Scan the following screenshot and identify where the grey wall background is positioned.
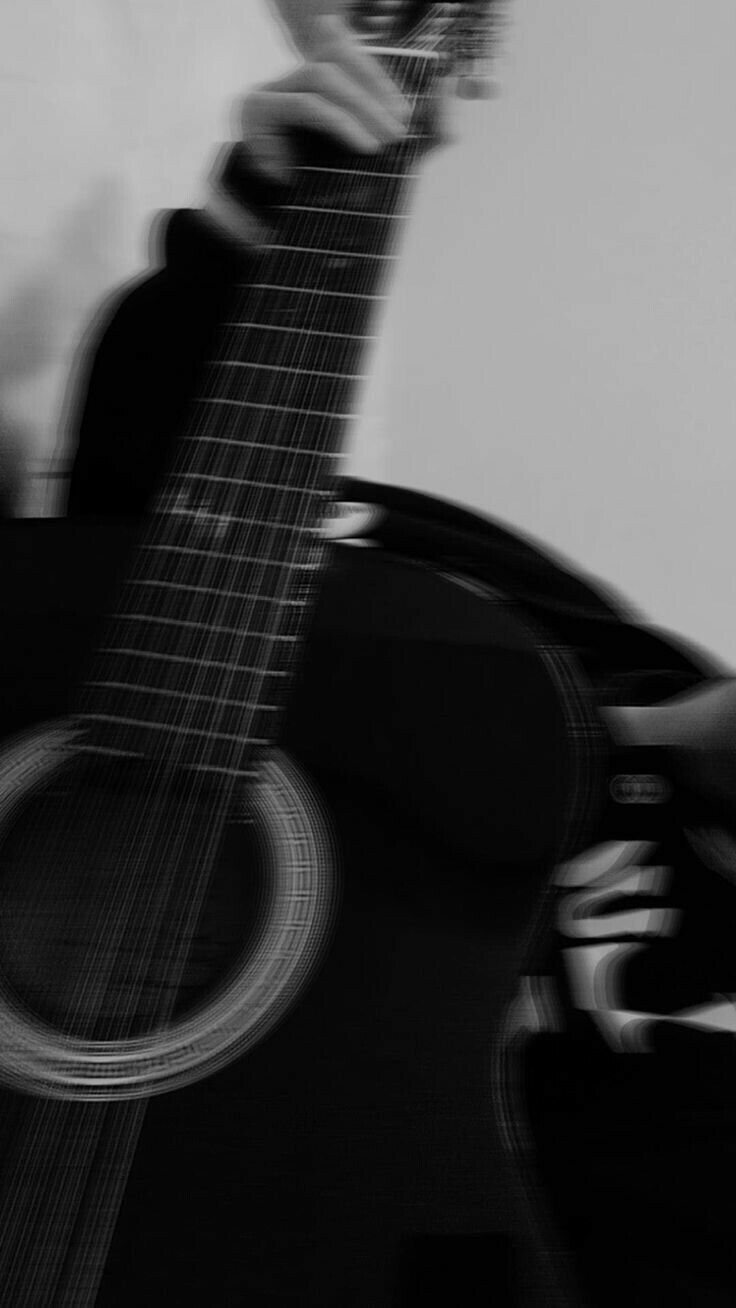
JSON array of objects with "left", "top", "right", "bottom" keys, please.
[{"left": 2, "top": 1, "right": 736, "bottom": 667}]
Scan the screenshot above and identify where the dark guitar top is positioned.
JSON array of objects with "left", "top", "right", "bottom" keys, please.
[{"left": 0, "top": 500, "right": 719, "bottom": 1307}]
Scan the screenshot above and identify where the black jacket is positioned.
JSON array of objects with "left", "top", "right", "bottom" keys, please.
[{"left": 67, "top": 208, "right": 256, "bottom": 519}]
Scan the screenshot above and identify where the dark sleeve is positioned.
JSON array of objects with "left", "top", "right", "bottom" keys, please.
[{"left": 66, "top": 208, "right": 259, "bottom": 519}]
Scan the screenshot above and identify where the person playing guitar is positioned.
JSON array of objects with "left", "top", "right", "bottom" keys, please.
[
  {"left": 4, "top": 2, "right": 736, "bottom": 1304},
  {"left": 66, "top": 0, "right": 736, "bottom": 824}
]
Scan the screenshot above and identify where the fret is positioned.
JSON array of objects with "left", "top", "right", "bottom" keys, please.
[
  {"left": 85, "top": 649, "right": 291, "bottom": 719},
  {"left": 219, "top": 323, "right": 369, "bottom": 374},
  {"left": 183, "top": 762, "right": 259, "bottom": 779},
  {"left": 196, "top": 397, "right": 356, "bottom": 421},
  {"left": 82, "top": 727, "right": 266, "bottom": 778},
  {"left": 155, "top": 480, "right": 332, "bottom": 530},
  {"left": 296, "top": 167, "right": 419, "bottom": 180},
  {"left": 81, "top": 710, "right": 269, "bottom": 773},
  {"left": 199, "top": 362, "right": 359, "bottom": 418},
  {"left": 102, "top": 626, "right": 301, "bottom": 673},
  {"left": 277, "top": 205, "right": 409, "bottom": 220},
  {"left": 129, "top": 556, "right": 321, "bottom": 616},
  {"left": 184, "top": 435, "right": 345, "bottom": 458},
  {"left": 224, "top": 322, "right": 376, "bottom": 342},
  {"left": 82, "top": 715, "right": 268, "bottom": 747},
  {"left": 151, "top": 501, "right": 325, "bottom": 553},
  {"left": 232, "top": 283, "right": 387, "bottom": 334},
  {"left": 88, "top": 682, "right": 281, "bottom": 712},
  {"left": 261, "top": 244, "right": 397, "bottom": 263},
  {"left": 82, "top": 684, "right": 281, "bottom": 745},
  {"left": 246, "top": 248, "right": 389, "bottom": 297},
  {"left": 271, "top": 176, "right": 408, "bottom": 220},
  {"left": 135, "top": 579, "right": 305, "bottom": 607},
  {"left": 76, "top": 743, "right": 145, "bottom": 761},
  {"left": 75, "top": 745, "right": 258, "bottom": 780},
  {"left": 246, "top": 284, "right": 387, "bottom": 302},
  {"left": 165, "top": 472, "right": 332, "bottom": 512},
  {"left": 201, "top": 358, "right": 362, "bottom": 416},
  {"left": 154, "top": 502, "right": 320, "bottom": 534},
  {"left": 144, "top": 544, "right": 321, "bottom": 570},
  {"left": 209, "top": 360, "right": 368, "bottom": 382},
  {"left": 98, "top": 648, "right": 290, "bottom": 675},
  {"left": 178, "top": 471, "right": 327, "bottom": 494},
  {"left": 117, "top": 614, "right": 299, "bottom": 643},
  {"left": 114, "top": 594, "right": 307, "bottom": 645}
]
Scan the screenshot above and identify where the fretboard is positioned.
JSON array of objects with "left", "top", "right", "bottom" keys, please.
[{"left": 79, "top": 52, "right": 438, "bottom": 778}]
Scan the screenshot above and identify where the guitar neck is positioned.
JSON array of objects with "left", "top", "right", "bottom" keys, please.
[{"left": 78, "top": 51, "right": 440, "bottom": 779}]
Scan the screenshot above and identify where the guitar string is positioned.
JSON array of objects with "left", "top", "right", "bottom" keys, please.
[
  {"left": 77, "top": 62, "right": 428, "bottom": 813},
  {"left": 109, "top": 55, "right": 430, "bottom": 766},
  {"left": 71, "top": 59, "right": 433, "bottom": 1097},
  {"left": 166, "top": 57, "right": 431, "bottom": 768},
  {"left": 114, "top": 61, "right": 436, "bottom": 1013},
  {"left": 27, "top": 71, "right": 483, "bottom": 1308},
  {"left": 98, "top": 59, "right": 433, "bottom": 1032},
  {"left": 7, "top": 2, "right": 517, "bottom": 1287},
  {"left": 129, "top": 56, "right": 428, "bottom": 722},
  {"left": 1, "top": 130, "right": 426, "bottom": 1308},
  {"left": 91, "top": 0, "right": 462, "bottom": 767},
  {"left": 65, "top": 104, "right": 425, "bottom": 1039},
  {"left": 8, "top": 56, "right": 436, "bottom": 1302},
  {"left": 66, "top": 63, "right": 434, "bottom": 1287},
  {"left": 0, "top": 54, "right": 437, "bottom": 1303}
]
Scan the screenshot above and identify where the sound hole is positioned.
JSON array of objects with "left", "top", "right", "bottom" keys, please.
[{"left": 0, "top": 757, "right": 266, "bottom": 1041}]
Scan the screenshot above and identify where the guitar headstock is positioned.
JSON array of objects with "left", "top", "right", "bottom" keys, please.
[{"left": 350, "top": 1, "right": 507, "bottom": 98}]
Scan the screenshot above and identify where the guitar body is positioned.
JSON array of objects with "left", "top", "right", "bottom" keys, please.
[
  {"left": 0, "top": 487, "right": 605, "bottom": 1306},
  {"left": 2, "top": 6, "right": 683, "bottom": 1300}
]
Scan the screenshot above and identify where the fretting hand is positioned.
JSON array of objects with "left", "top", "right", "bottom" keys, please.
[{"left": 206, "top": 10, "right": 409, "bottom": 245}]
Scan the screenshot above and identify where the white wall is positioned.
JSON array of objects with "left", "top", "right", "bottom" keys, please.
[
  {"left": 379, "top": 0, "right": 736, "bottom": 668},
  {"left": 2, "top": 1, "right": 736, "bottom": 667},
  {"left": 0, "top": 0, "right": 289, "bottom": 510}
]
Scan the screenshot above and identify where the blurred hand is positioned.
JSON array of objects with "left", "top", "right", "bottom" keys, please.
[
  {"left": 241, "top": 13, "right": 409, "bottom": 181},
  {"left": 207, "top": 8, "right": 408, "bottom": 244},
  {"left": 608, "top": 680, "right": 736, "bottom": 824}
]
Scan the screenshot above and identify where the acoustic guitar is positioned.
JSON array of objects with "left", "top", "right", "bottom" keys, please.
[{"left": 0, "top": 3, "right": 689, "bottom": 1304}]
